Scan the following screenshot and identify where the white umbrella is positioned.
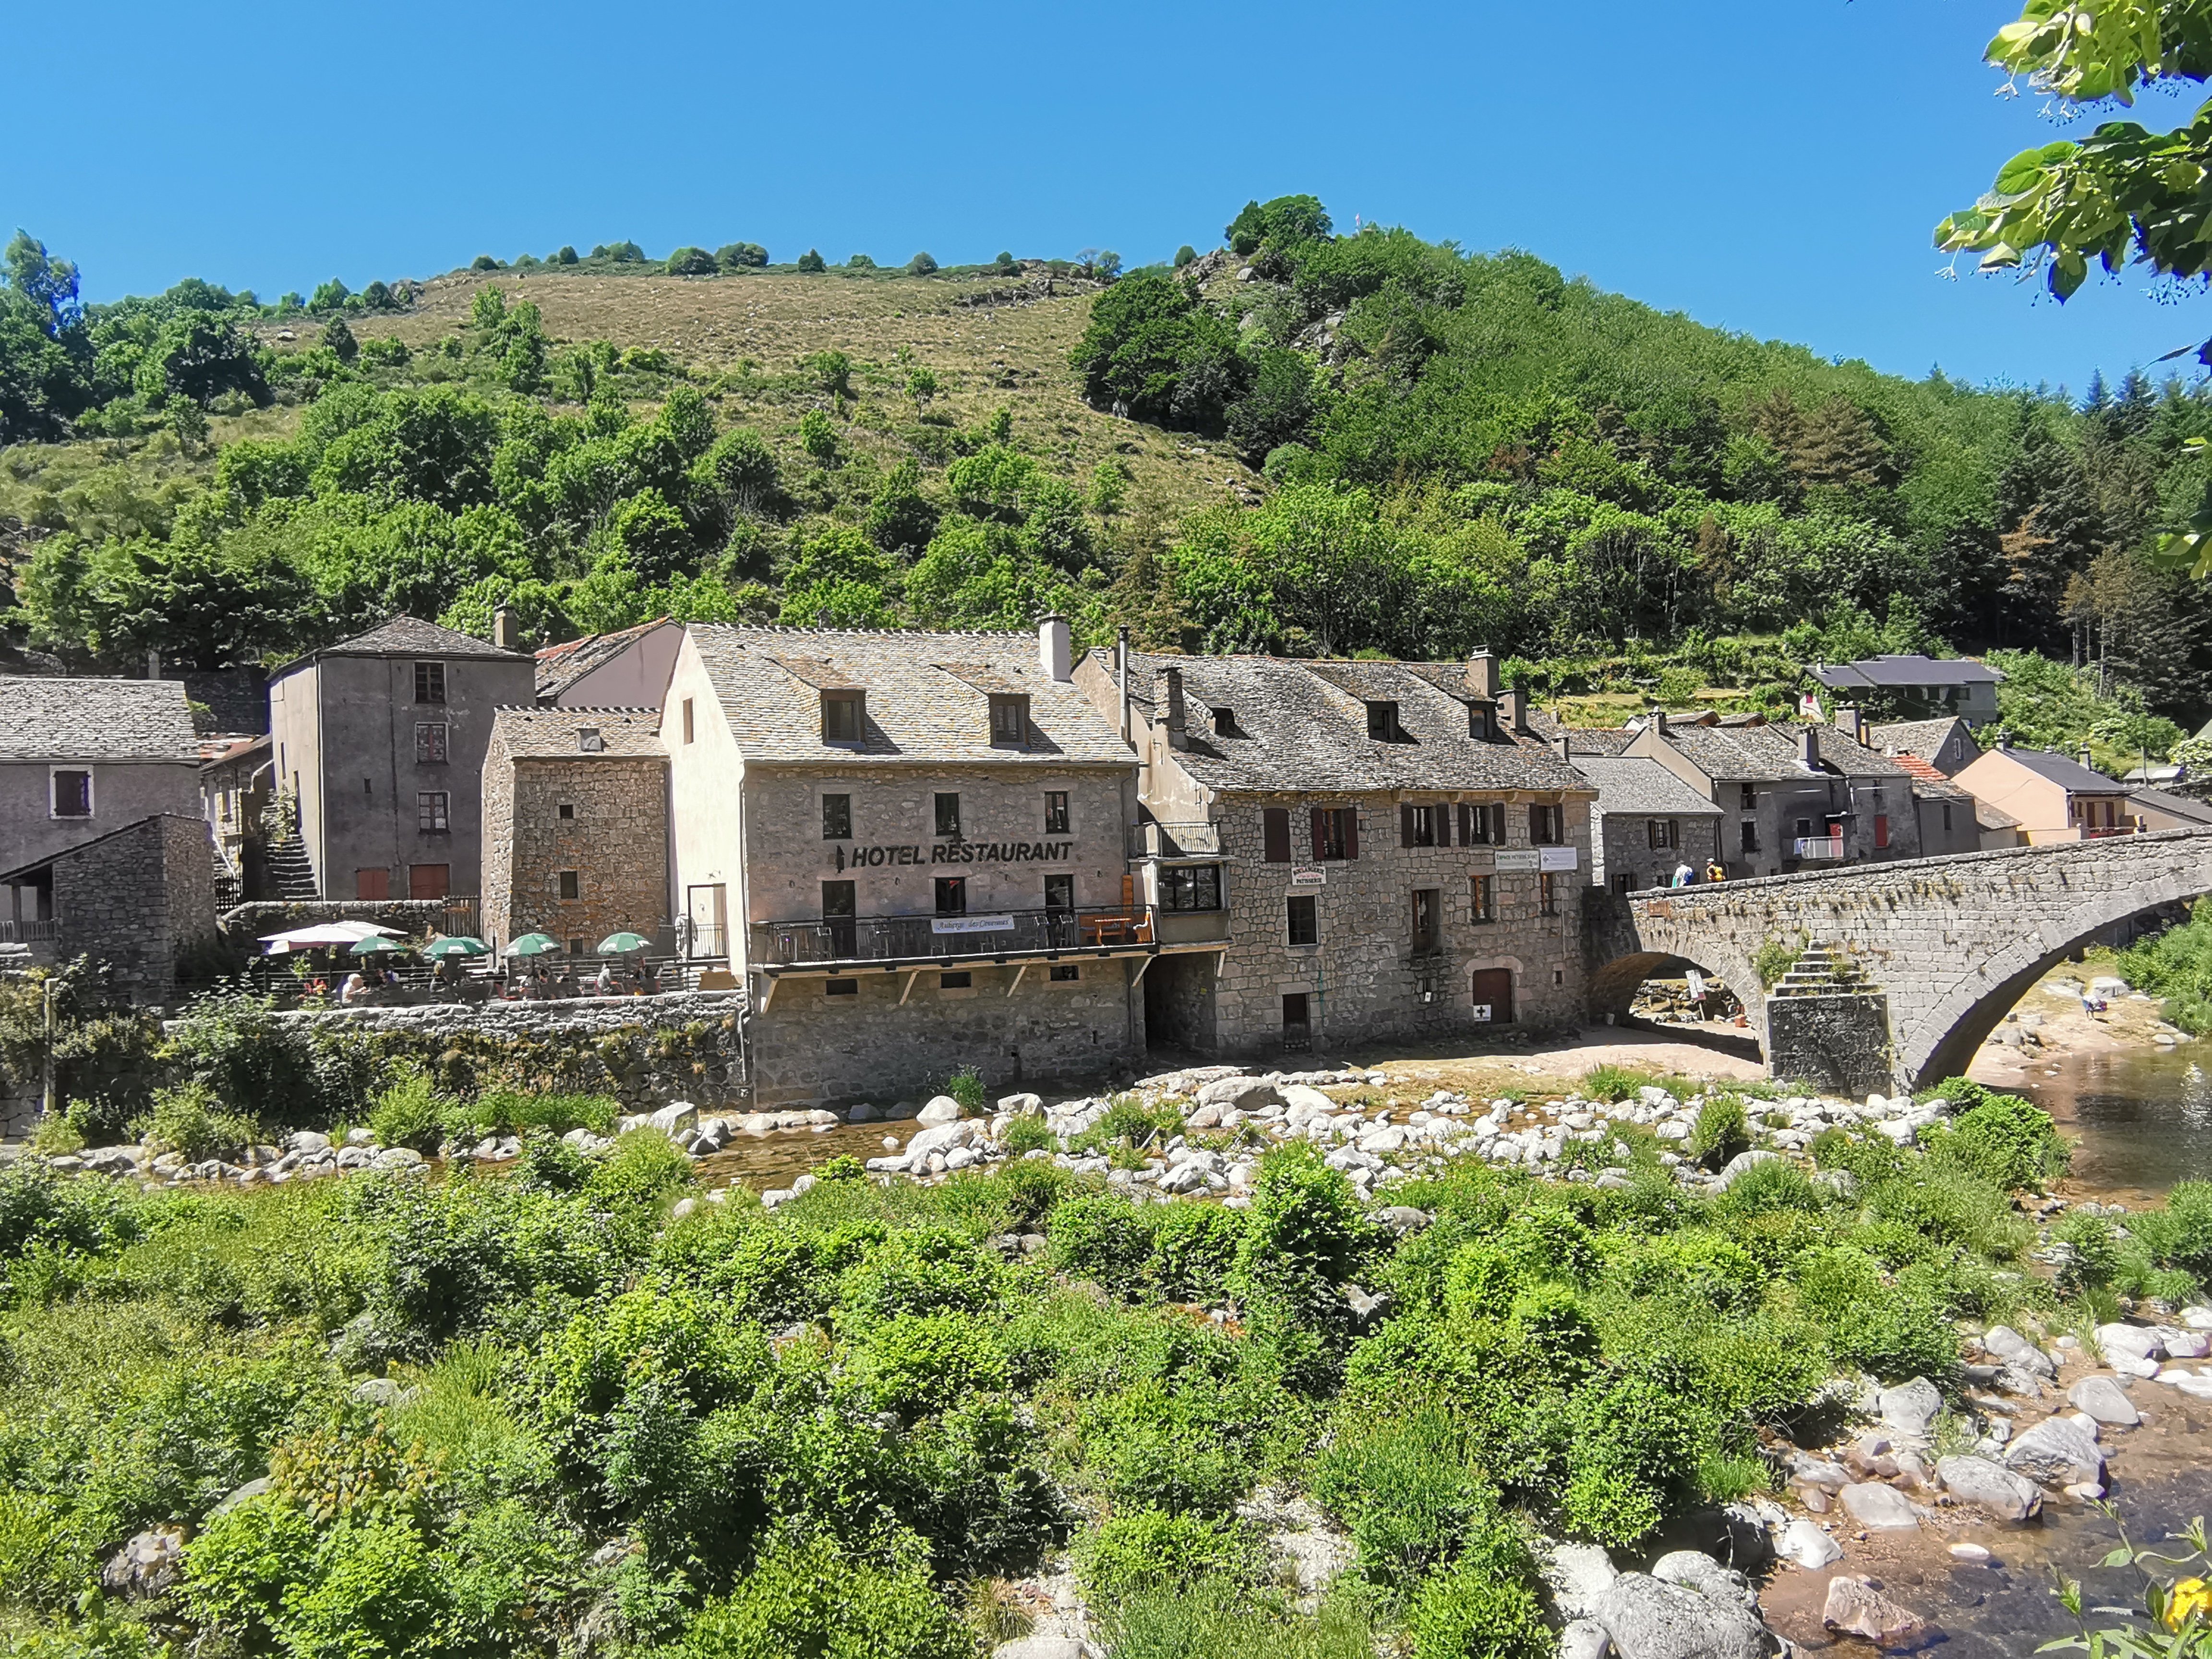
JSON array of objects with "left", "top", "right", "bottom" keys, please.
[{"left": 258, "top": 920, "right": 403, "bottom": 954}]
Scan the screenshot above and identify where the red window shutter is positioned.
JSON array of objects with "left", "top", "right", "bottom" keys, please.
[
  {"left": 1874, "top": 815, "right": 1890, "bottom": 849},
  {"left": 1263, "top": 807, "right": 1290, "bottom": 863},
  {"left": 1343, "top": 807, "right": 1359, "bottom": 860},
  {"left": 1400, "top": 803, "right": 1415, "bottom": 848},
  {"left": 1311, "top": 806, "right": 1326, "bottom": 858}
]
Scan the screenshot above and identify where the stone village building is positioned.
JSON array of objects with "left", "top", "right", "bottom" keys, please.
[
  {"left": 481, "top": 709, "right": 670, "bottom": 954},
  {"left": 1570, "top": 753, "right": 1723, "bottom": 894},
  {"left": 660, "top": 619, "right": 1167, "bottom": 1106},
  {"left": 1074, "top": 646, "right": 1596, "bottom": 1057}
]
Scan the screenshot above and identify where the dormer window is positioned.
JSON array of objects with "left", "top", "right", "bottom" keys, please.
[
  {"left": 1365, "top": 701, "right": 1402, "bottom": 741},
  {"left": 1468, "top": 703, "right": 1493, "bottom": 740},
  {"left": 822, "top": 690, "right": 865, "bottom": 742},
  {"left": 576, "top": 727, "right": 603, "bottom": 753},
  {"left": 1212, "top": 706, "right": 1238, "bottom": 737},
  {"left": 988, "top": 694, "right": 1030, "bottom": 745}
]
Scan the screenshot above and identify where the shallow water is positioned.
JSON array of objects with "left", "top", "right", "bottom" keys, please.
[{"left": 2005, "top": 1045, "right": 2212, "bottom": 1202}]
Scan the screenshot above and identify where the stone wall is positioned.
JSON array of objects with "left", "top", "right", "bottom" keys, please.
[
  {"left": 1201, "top": 791, "right": 1589, "bottom": 1060},
  {"left": 1766, "top": 991, "right": 1894, "bottom": 1098},
  {"left": 484, "top": 756, "right": 669, "bottom": 949},
  {"left": 748, "top": 961, "right": 1141, "bottom": 1106},
  {"left": 53, "top": 814, "right": 216, "bottom": 1004}
]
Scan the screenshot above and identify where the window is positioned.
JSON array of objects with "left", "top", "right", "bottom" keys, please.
[
  {"left": 1158, "top": 864, "right": 1221, "bottom": 911},
  {"left": 1942, "top": 802, "right": 1954, "bottom": 833},
  {"left": 558, "top": 803, "right": 575, "bottom": 820},
  {"left": 558, "top": 870, "right": 580, "bottom": 900},
  {"left": 988, "top": 694, "right": 1030, "bottom": 744},
  {"left": 1530, "top": 804, "right": 1563, "bottom": 845},
  {"left": 414, "top": 661, "right": 446, "bottom": 705},
  {"left": 414, "top": 722, "right": 448, "bottom": 764},
  {"left": 940, "top": 971, "right": 972, "bottom": 990},
  {"left": 1740, "top": 821, "right": 1759, "bottom": 854},
  {"left": 1613, "top": 872, "right": 1635, "bottom": 896},
  {"left": 1044, "top": 791, "right": 1070, "bottom": 835},
  {"left": 1411, "top": 888, "right": 1441, "bottom": 954},
  {"left": 826, "top": 978, "right": 858, "bottom": 996},
  {"left": 823, "top": 793, "right": 852, "bottom": 840},
  {"left": 1365, "top": 701, "right": 1400, "bottom": 740},
  {"left": 363, "top": 778, "right": 373, "bottom": 797},
  {"left": 934, "top": 792, "right": 962, "bottom": 838},
  {"left": 1401, "top": 803, "right": 1441, "bottom": 847},
  {"left": 1647, "top": 818, "right": 1678, "bottom": 851},
  {"left": 1286, "top": 894, "right": 1319, "bottom": 946},
  {"left": 935, "top": 876, "right": 966, "bottom": 914},
  {"left": 1470, "top": 874, "right": 1495, "bottom": 923},
  {"left": 410, "top": 865, "right": 451, "bottom": 900},
  {"left": 568, "top": 937, "right": 586, "bottom": 956},
  {"left": 1469, "top": 703, "right": 1493, "bottom": 739},
  {"left": 418, "top": 791, "right": 450, "bottom": 833},
  {"left": 1044, "top": 873, "right": 1075, "bottom": 911},
  {"left": 682, "top": 697, "right": 695, "bottom": 744},
  {"left": 1418, "top": 974, "right": 1437, "bottom": 1004},
  {"left": 822, "top": 691, "right": 864, "bottom": 742},
  {"left": 356, "top": 868, "right": 389, "bottom": 901},
  {"left": 1049, "top": 964, "right": 1080, "bottom": 982},
  {"left": 1311, "top": 806, "right": 1358, "bottom": 861},
  {"left": 1262, "top": 807, "right": 1292, "bottom": 863},
  {"left": 1739, "top": 784, "right": 1757, "bottom": 810},
  {"left": 822, "top": 879, "right": 856, "bottom": 955},
  {"left": 1794, "top": 817, "right": 1813, "bottom": 840},
  {"left": 50, "top": 769, "right": 91, "bottom": 818},
  {"left": 1211, "top": 706, "right": 1237, "bottom": 736},
  {"left": 577, "top": 727, "right": 603, "bottom": 753},
  {"left": 1874, "top": 814, "right": 1890, "bottom": 849},
  {"left": 1539, "top": 873, "right": 1559, "bottom": 915},
  {"left": 1459, "top": 802, "right": 1505, "bottom": 845}
]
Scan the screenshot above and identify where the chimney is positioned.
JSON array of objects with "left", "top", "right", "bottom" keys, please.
[
  {"left": 1997, "top": 730, "right": 2013, "bottom": 752},
  {"left": 2078, "top": 742, "right": 2095, "bottom": 771},
  {"left": 145, "top": 648, "right": 162, "bottom": 680},
  {"left": 1800, "top": 726, "right": 1821, "bottom": 770},
  {"left": 1503, "top": 683, "right": 1528, "bottom": 735},
  {"left": 492, "top": 603, "right": 521, "bottom": 652},
  {"left": 1833, "top": 705, "right": 1859, "bottom": 742},
  {"left": 1552, "top": 733, "right": 1571, "bottom": 762},
  {"left": 1651, "top": 707, "right": 1669, "bottom": 737},
  {"left": 1162, "top": 665, "right": 1188, "bottom": 749},
  {"left": 1467, "top": 648, "right": 1501, "bottom": 699},
  {"left": 1116, "top": 625, "right": 1131, "bottom": 744},
  {"left": 1038, "top": 612, "right": 1072, "bottom": 682}
]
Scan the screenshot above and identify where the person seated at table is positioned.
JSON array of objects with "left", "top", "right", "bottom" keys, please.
[
  {"left": 594, "top": 961, "right": 614, "bottom": 996},
  {"left": 339, "top": 971, "right": 369, "bottom": 1006}
]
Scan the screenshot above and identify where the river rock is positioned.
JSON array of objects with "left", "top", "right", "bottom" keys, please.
[
  {"left": 1651, "top": 1551, "right": 1755, "bottom": 1611},
  {"left": 1714, "top": 1149, "right": 1779, "bottom": 1188},
  {"left": 2068, "top": 1375, "right": 2141, "bottom": 1426},
  {"left": 1539, "top": 1540, "right": 1619, "bottom": 1621},
  {"left": 648, "top": 1101, "right": 698, "bottom": 1135},
  {"left": 370, "top": 1146, "right": 424, "bottom": 1170},
  {"left": 1592, "top": 1572, "right": 1770, "bottom": 1659},
  {"left": 1822, "top": 1576, "right": 1925, "bottom": 1646},
  {"left": 1775, "top": 1518, "right": 1842, "bottom": 1569},
  {"left": 1280, "top": 1083, "right": 1337, "bottom": 1121},
  {"left": 901, "top": 1119, "right": 985, "bottom": 1165},
  {"left": 1984, "top": 1325, "right": 2057, "bottom": 1376},
  {"left": 1559, "top": 1621, "right": 1612, "bottom": 1659},
  {"left": 2005, "top": 1414, "right": 2104, "bottom": 1488},
  {"left": 102, "top": 1525, "right": 188, "bottom": 1598},
  {"left": 996, "top": 1092, "right": 1042, "bottom": 1116},
  {"left": 1839, "top": 1482, "right": 1919, "bottom": 1529},
  {"left": 1879, "top": 1376, "right": 1942, "bottom": 1438},
  {"left": 2155, "top": 1325, "right": 2212, "bottom": 1360},
  {"left": 1936, "top": 1455, "right": 2042, "bottom": 1520},
  {"left": 2096, "top": 1322, "right": 2164, "bottom": 1363},
  {"left": 1197, "top": 1075, "right": 1282, "bottom": 1111},
  {"left": 916, "top": 1095, "right": 964, "bottom": 1128}
]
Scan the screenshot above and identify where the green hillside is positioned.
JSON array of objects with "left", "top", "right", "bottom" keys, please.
[{"left": 3, "top": 201, "right": 2209, "bottom": 735}]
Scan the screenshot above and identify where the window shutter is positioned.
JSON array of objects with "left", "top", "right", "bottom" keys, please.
[
  {"left": 1262, "top": 807, "right": 1290, "bottom": 864},
  {"left": 1310, "top": 806, "right": 1326, "bottom": 858},
  {"left": 1400, "top": 804, "right": 1415, "bottom": 848},
  {"left": 1343, "top": 807, "right": 1359, "bottom": 860},
  {"left": 1456, "top": 804, "right": 1471, "bottom": 846}
]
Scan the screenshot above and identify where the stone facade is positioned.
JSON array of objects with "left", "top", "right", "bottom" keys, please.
[
  {"left": 1766, "top": 992, "right": 1895, "bottom": 1098},
  {"left": 48, "top": 814, "right": 216, "bottom": 1004},
  {"left": 1594, "top": 808, "right": 1721, "bottom": 894},
  {"left": 481, "top": 710, "right": 668, "bottom": 952}
]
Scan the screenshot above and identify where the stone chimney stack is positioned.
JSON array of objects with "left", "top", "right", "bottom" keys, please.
[
  {"left": 1800, "top": 726, "right": 1821, "bottom": 770},
  {"left": 1162, "top": 665, "right": 1188, "bottom": 750},
  {"left": 1467, "top": 649, "right": 1501, "bottom": 699},
  {"left": 1651, "top": 707, "right": 1669, "bottom": 737},
  {"left": 1503, "top": 684, "right": 1528, "bottom": 735},
  {"left": 1116, "top": 625, "right": 1131, "bottom": 744},
  {"left": 1997, "top": 730, "right": 2013, "bottom": 752},
  {"left": 1833, "top": 705, "right": 1863, "bottom": 745},
  {"left": 2079, "top": 742, "right": 2096, "bottom": 771},
  {"left": 1552, "top": 733, "right": 1571, "bottom": 762},
  {"left": 1038, "top": 613, "right": 1072, "bottom": 682},
  {"left": 493, "top": 603, "right": 522, "bottom": 652}
]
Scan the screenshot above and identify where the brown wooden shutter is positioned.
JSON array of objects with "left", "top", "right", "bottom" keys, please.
[
  {"left": 1400, "top": 803, "right": 1416, "bottom": 848},
  {"left": 1310, "top": 806, "right": 1326, "bottom": 858},
  {"left": 1343, "top": 807, "right": 1359, "bottom": 860},
  {"left": 1262, "top": 807, "right": 1290, "bottom": 863}
]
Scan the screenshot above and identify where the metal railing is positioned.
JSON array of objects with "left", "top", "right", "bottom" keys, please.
[
  {"left": 1789, "top": 836, "right": 1846, "bottom": 860},
  {"left": 0, "top": 918, "right": 59, "bottom": 944},
  {"left": 1130, "top": 821, "right": 1221, "bottom": 859},
  {"left": 751, "top": 904, "right": 1156, "bottom": 966}
]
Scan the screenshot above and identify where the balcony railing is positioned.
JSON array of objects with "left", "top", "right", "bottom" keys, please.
[
  {"left": 1131, "top": 820, "right": 1221, "bottom": 859},
  {"left": 2082, "top": 823, "right": 2141, "bottom": 839},
  {"left": 0, "top": 918, "right": 59, "bottom": 944},
  {"left": 1789, "top": 836, "right": 1846, "bottom": 861},
  {"left": 750, "top": 904, "right": 1156, "bottom": 967}
]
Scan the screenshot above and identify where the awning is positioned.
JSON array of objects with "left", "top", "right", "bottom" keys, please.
[{"left": 258, "top": 921, "right": 403, "bottom": 954}]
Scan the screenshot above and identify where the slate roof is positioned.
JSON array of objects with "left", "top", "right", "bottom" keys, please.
[
  {"left": 534, "top": 617, "right": 673, "bottom": 701},
  {"left": 490, "top": 707, "right": 666, "bottom": 761},
  {"left": 1523, "top": 709, "right": 1635, "bottom": 757},
  {"left": 693, "top": 628, "right": 1133, "bottom": 766},
  {"left": 1656, "top": 721, "right": 1910, "bottom": 784},
  {"left": 1812, "top": 654, "right": 2003, "bottom": 690},
  {"left": 273, "top": 616, "right": 531, "bottom": 681},
  {"left": 1889, "top": 752, "right": 1971, "bottom": 799},
  {"left": 1989, "top": 746, "right": 2126, "bottom": 793},
  {"left": 2129, "top": 785, "right": 2212, "bottom": 827},
  {"left": 0, "top": 677, "right": 199, "bottom": 763},
  {"left": 1573, "top": 757, "right": 1723, "bottom": 819},
  {"left": 1870, "top": 717, "right": 1972, "bottom": 763},
  {"left": 1110, "top": 650, "right": 1592, "bottom": 795}
]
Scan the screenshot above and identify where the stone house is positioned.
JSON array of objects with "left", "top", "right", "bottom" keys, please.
[
  {"left": 1812, "top": 653, "right": 2004, "bottom": 725},
  {"left": 202, "top": 734, "right": 274, "bottom": 900},
  {"left": 661, "top": 618, "right": 1152, "bottom": 1106},
  {"left": 0, "top": 677, "right": 202, "bottom": 937},
  {"left": 481, "top": 708, "right": 669, "bottom": 954},
  {"left": 0, "top": 814, "right": 215, "bottom": 1003},
  {"left": 533, "top": 616, "right": 686, "bottom": 709},
  {"left": 268, "top": 617, "right": 537, "bottom": 902},
  {"left": 1074, "top": 645, "right": 1596, "bottom": 1056},
  {"left": 1624, "top": 711, "right": 1922, "bottom": 878},
  {"left": 1951, "top": 739, "right": 2142, "bottom": 843},
  {"left": 1870, "top": 716, "right": 1981, "bottom": 777},
  {"left": 1571, "top": 754, "right": 1723, "bottom": 894}
]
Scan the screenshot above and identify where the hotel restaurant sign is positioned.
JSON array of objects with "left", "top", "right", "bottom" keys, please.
[{"left": 833, "top": 839, "right": 1075, "bottom": 872}]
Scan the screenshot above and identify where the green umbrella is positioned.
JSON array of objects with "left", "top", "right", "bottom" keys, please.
[
  {"left": 349, "top": 935, "right": 405, "bottom": 956},
  {"left": 597, "top": 931, "right": 651, "bottom": 954},
  {"left": 506, "top": 933, "right": 562, "bottom": 958},
  {"left": 424, "top": 935, "right": 490, "bottom": 958}
]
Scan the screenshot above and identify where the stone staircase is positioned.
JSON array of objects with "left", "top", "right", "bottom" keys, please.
[
  {"left": 260, "top": 796, "right": 320, "bottom": 901},
  {"left": 1769, "top": 940, "right": 1856, "bottom": 998}
]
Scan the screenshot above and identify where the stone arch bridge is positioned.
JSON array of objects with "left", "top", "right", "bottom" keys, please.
[{"left": 1585, "top": 829, "right": 2212, "bottom": 1089}]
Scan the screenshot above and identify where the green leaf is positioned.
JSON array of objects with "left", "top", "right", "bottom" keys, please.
[{"left": 2104, "top": 1546, "right": 2137, "bottom": 1567}]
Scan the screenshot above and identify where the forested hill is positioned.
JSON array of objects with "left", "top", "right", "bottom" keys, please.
[{"left": 3, "top": 199, "right": 2211, "bottom": 736}]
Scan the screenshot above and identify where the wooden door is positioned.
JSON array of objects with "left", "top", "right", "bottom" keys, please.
[{"left": 1470, "top": 968, "right": 1514, "bottom": 1025}]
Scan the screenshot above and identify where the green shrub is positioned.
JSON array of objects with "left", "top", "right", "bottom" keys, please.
[
  {"left": 1686, "top": 1096, "right": 1750, "bottom": 1169},
  {"left": 1071, "top": 1096, "right": 1180, "bottom": 1153},
  {"left": 907, "top": 252, "right": 938, "bottom": 276},
  {"left": 446, "top": 1091, "right": 618, "bottom": 1139},
  {"left": 1233, "top": 1142, "right": 1370, "bottom": 1295},
  {"left": 683, "top": 1531, "right": 970, "bottom": 1659},
  {"left": 1580, "top": 1064, "right": 1658, "bottom": 1103},
  {"left": 1406, "top": 1555, "right": 1551, "bottom": 1659},
  {"left": 586, "top": 1129, "right": 695, "bottom": 1210},
  {"left": 1925, "top": 1093, "right": 2071, "bottom": 1191},
  {"left": 667, "top": 246, "right": 718, "bottom": 276},
  {"left": 143, "top": 1082, "right": 259, "bottom": 1162},
  {"left": 1312, "top": 1409, "right": 1502, "bottom": 1587},
  {"left": 1497, "top": 1204, "right": 1598, "bottom": 1286},
  {"left": 858, "top": 1311, "right": 1007, "bottom": 1417},
  {"left": 1617, "top": 1230, "right": 1765, "bottom": 1310},
  {"left": 1793, "top": 1246, "right": 1956, "bottom": 1381},
  {"left": 1559, "top": 1376, "right": 1698, "bottom": 1547},
  {"left": 1079, "top": 1508, "right": 1251, "bottom": 1599},
  {"left": 2131, "top": 1180, "right": 2212, "bottom": 1279},
  {"left": 1810, "top": 1127, "right": 1904, "bottom": 1185},
  {"left": 1048, "top": 1195, "right": 1158, "bottom": 1294},
  {"left": 1150, "top": 1205, "right": 1245, "bottom": 1304},
  {"left": 1001, "top": 1115, "right": 1057, "bottom": 1154},
  {"left": 815, "top": 1154, "right": 866, "bottom": 1183},
  {"left": 840, "top": 1226, "right": 998, "bottom": 1322},
  {"left": 945, "top": 1065, "right": 987, "bottom": 1115},
  {"left": 2052, "top": 1211, "right": 2123, "bottom": 1297},
  {"left": 367, "top": 1070, "right": 447, "bottom": 1154}
]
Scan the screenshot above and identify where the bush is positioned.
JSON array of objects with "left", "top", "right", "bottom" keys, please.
[
  {"left": 2129, "top": 1180, "right": 2212, "bottom": 1280},
  {"left": 667, "top": 247, "right": 718, "bottom": 276},
  {"left": 144, "top": 1082, "right": 259, "bottom": 1162},
  {"left": 1001, "top": 1115, "right": 1057, "bottom": 1154},
  {"left": 796, "top": 249, "right": 827, "bottom": 273},
  {"left": 1233, "top": 1142, "right": 1371, "bottom": 1298},
  {"left": 1150, "top": 1205, "right": 1244, "bottom": 1304},
  {"left": 2052, "top": 1212, "right": 2123, "bottom": 1297},
  {"left": 907, "top": 252, "right": 938, "bottom": 276},
  {"left": 368, "top": 1071, "right": 447, "bottom": 1154},
  {"left": 815, "top": 1154, "right": 866, "bottom": 1183},
  {"left": 1579, "top": 1064, "right": 1658, "bottom": 1103},
  {"left": 1925, "top": 1092, "right": 2071, "bottom": 1191},
  {"left": 683, "top": 1531, "right": 970, "bottom": 1659},
  {"left": 1048, "top": 1195, "right": 1157, "bottom": 1294},
  {"left": 1070, "top": 1097, "right": 1180, "bottom": 1154},
  {"left": 444, "top": 1090, "right": 617, "bottom": 1140},
  {"left": 858, "top": 1311, "right": 1007, "bottom": 1417},
  {"left": 1684, "top": 1096, "right": 1750, "bottom": 1170},
  {"left": 799, "top": 409, "right": 839, "bottom": 464},
  {"left": 586, "top": 1130, "right": 695, "bottom": 1211},
  {"left": 945, "top": 1065, "right": 986, "bottom": 1115},
  {"left": 1312, "top": 1410, "right": 1500, "bottom": 1587},
  {"left": 1559, "top": 1376, "right": 1698, "bottom": 1547},
  {"left": 717, "top": 243, "right": 768, "bottom": 270},
  {"left": 1079, "top": 1508, "right": 1250, "bottom": 1599},
  {"left": 1174, "top": 245, "right": 1198, "bottom": 268},
  {"left": 1406, "top": 1556, "right": 1551, "bottom": 1659}
]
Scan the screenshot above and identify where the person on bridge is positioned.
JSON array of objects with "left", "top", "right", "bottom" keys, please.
[
  {"left": 1671, "top": 861, "right": 1695, "bottom": 887},
  {"left": 1705, "top": 858, "right": 1725, "bottom": 884}
]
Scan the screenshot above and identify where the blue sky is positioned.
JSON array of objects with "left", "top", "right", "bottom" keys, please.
[{"left": 9, "top": 0, "right": 2205, "bottom": 394}]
